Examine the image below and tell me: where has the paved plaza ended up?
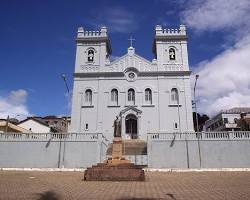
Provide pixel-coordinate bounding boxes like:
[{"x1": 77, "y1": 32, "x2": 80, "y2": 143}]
[{"x1": 0, "y1": 171, "x2": 250, "y2": 200}]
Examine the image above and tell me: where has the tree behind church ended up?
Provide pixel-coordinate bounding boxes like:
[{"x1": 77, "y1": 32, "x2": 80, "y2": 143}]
[{"x1": 193, "y1": 112, "x2": 209, "y2": 132}]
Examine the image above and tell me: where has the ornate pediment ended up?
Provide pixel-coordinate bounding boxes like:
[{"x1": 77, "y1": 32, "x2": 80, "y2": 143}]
[
  {"x1": 119, "y1": 106, "x2": 142, "y2": 117},
  {"x1": 106, "y1": 48, "x2": 155, "y2": 72}
]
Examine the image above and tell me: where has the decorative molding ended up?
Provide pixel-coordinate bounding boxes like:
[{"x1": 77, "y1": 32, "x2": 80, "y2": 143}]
[
  {"x1": 80, "y1": 65, "x2": 99, "y2": 72},
  {"x1": 155, "y1": 35, "x2": 188, "y2": 41},
  {"x1": 120, "y1": 106, "x2": 142, "y2": 115},
  {"x1": 124, "y1": 105, "x2": 138, "y2": 108},
  {"x1": 74, "y1": 71, "x2": 191, "y2": 78},
  {"x1": 125, "y1": 70, "x2": 137, "y2": 82},
  {"x1": 108, "y1": 53, "x2": 153, "y2": 72},
  {"x1": 84, "y1": 47, "x2": 97, "y2": 53},
  {"x1": 163, "y1": 64, "x2": 184, "y2": 71},
  {"x1": 139, "y1": 71, "x2": 191, "y2": 76}
]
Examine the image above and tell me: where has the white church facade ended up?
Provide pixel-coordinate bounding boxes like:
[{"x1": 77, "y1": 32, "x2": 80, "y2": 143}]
[{"x1": 70, "y1": 25, "x2": 194, "y2": 141}]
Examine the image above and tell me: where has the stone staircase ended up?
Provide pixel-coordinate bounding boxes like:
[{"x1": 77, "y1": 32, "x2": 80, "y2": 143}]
[
  {"x1": 106, "y1": 139, "x2": 147, "y2": 155},
  {"x1": 84, "y1": 138, "x2": 146, "y2": 181}
]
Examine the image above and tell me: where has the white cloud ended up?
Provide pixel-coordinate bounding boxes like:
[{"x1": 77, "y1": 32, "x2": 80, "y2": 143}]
[
  {"x1": 181, "y1": 0, "x2": 250, "y2": 116},
  {"x1": 0, "y1": 89, "x2": 31, "y2": 119},
  {"x1": 93, "y1": 7, "x2": 139, "y2": 33},
  {"x1": 181, "y1": 0, "x2": 250, "y2": 33},
  {"x1": 193, "y1": 35, "x2": 250, "y2": 116}
]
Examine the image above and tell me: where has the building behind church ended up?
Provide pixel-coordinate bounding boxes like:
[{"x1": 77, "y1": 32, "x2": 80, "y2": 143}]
[
  {"x1": 70, "y1": 25, "x2": 194, "y2": 141},
  {"x1": 205, "y1": 107, "x2": 250, "y2": 131}
]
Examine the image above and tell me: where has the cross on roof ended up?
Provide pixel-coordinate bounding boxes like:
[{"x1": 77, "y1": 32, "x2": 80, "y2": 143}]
[{"x1": 128, "y1": 36, "x2": 135, "y2": 47}]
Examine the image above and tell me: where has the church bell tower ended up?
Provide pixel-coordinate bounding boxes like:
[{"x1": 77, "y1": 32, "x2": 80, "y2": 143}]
[
  {"x1": 74, "y1": 26, "x2": 112, "y2": 73},
  {"x1": 152, "y1": 25, "x2": 189, "y2": 72}
]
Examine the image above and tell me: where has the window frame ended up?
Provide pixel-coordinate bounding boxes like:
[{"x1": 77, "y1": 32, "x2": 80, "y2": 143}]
[
  {"x1": 110, "y1": 88, "x2": 118, "y2": 105},
  {"x1": 174, "y1": 122, "x2": 178, "y2": 129},
  {"x1": 85, "y1": 89, "x2": 92, "y2": 105},
  {"x1": 127, "y1": 88, "x2": 135, "y2": 105},
  {"x1": 145, "y1": 88, "x2": 152, "y2": 105},
  {"x1": 171, "y1": 88, "x2": 179, "y2": 104},
  {"x1": 87, "y1": 49, "x2": 95, "y2": 62},
  {"x1": 169, "y1": 48, "x2": 176, "y2": 60},
  {"x1": 85, "y1": 123, "x2": 89, "y2": 131}
]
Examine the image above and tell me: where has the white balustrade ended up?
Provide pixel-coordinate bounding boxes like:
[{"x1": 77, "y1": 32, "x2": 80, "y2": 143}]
[
  {"x1": 147, "y1": 131, "x2": 250, "y2": 141},
  {"x1": 0, "y1": 132, "x2": 108, "y2": 142}
]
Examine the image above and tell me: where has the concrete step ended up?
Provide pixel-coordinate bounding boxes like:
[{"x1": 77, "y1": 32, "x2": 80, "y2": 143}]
[{"x1": 84, "y1": 163, "x2": 145, "y2": 181}]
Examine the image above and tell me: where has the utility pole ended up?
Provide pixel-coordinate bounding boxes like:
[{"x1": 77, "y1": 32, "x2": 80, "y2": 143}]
[
  {"x1": 194, "y1": 74, "x2": 201, "y2": 168},
  {"x1": 194, "y1": 74, "x2": 199, "y2": 132},
  {"x1": 61, "y1": 74, "x2": 70, "y2": 168}
]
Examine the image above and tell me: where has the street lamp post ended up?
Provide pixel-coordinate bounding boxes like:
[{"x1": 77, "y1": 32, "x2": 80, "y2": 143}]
[
  {"x1": 61, "y1": 74, "x2": 70, "y2": 168},
  {"x1": 61, "y1": 74, "x2": 70, "y2": 94},
  {"x1": 194, "y1": 74, "x2": 199, "y2": 132},
  {"x1": 61, "y1": 74, "x2": 70, "y2": 133},
  {"x1": 193, "y1": 74, "x2": 202, "y2": 168}
]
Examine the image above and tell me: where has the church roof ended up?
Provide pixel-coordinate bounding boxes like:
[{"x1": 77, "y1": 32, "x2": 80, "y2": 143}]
[
  {"x1": 0, "y1": 120, "x2": 32, "y2": 133},
  {"x1": 222, "y1": 107, "x2": 250, "y2": 114},
  {"x1": 18, "y1": 117, "x2": 59, "y2": 132}
]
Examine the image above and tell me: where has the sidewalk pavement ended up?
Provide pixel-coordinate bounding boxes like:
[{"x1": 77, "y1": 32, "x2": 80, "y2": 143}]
[{"x1": 0, "y1": 171, "x2": 250, "y2": 200}]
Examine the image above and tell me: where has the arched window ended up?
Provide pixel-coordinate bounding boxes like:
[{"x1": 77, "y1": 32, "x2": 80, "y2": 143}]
[
  {"x1": 111, "y1": 89, "x2": 118, "y2": 105},
  {"x1": 169, "y1": 48, "x2": 176, "y2": 60},
  {"x1": 87, "y1": 49, "x2": 94, "y2": 62},
  {"x1": 171, "y1": 88, "x2": 179, "y2": 103},
  {"x1": 85, "y1": 89, "x2": 92, "y2": 105},
  {"x1": 145, "y1": 88, "x2": 152, "y2": 104},
  {"x1": 128, "y1": 88, "x2": 135, "y2": 105}
]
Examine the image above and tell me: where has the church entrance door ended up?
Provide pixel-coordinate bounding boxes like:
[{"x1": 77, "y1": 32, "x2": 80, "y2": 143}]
[{"x1": 125, "y1": 114, "x2": 137, "y2": 139}]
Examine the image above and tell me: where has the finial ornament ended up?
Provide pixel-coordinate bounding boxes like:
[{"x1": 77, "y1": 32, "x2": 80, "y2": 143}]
[{"x1": 128, "y1": 36, "x2": 135, "y2": 47}]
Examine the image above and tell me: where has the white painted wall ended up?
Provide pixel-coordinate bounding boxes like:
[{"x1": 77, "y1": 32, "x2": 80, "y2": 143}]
[{"x1": 19, "y1": 120, "x2": 50, "y2": 133}]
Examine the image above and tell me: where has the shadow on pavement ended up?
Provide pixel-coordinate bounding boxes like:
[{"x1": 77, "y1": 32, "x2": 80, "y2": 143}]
[
  {"x1": 36, "y1": 191, "x2": 61, "y2": 200},
  {"x1": 166, "y1": 193, "x2": 176, "y2": 200}
]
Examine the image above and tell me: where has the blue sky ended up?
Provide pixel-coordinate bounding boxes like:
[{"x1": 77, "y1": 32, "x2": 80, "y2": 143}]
[{"x1": 1, "y1": 0, "x2": 250, "y2": 119}]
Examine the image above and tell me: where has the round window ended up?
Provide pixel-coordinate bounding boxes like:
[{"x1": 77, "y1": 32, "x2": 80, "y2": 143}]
[
  {"x1": 128, "y1": 72, "x2": 135, "y2": 79},
  {"x1": 125, "y1": 71, "x2": 137, "y2": 82}
]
